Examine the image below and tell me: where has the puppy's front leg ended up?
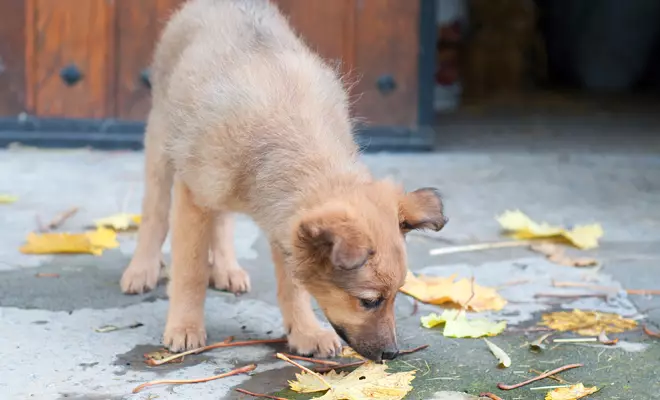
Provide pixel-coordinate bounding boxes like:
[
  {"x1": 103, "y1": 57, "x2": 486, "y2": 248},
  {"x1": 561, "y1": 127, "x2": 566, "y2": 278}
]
[
  {"x1": 164, "y1": 179, "x2": 212, "y2": 352},
  {"x1": 271, "y1": 244, "x2": 342, "y2": 358}
]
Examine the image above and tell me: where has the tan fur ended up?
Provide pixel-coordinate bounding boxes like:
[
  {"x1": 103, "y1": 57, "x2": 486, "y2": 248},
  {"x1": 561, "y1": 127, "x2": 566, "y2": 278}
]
[{"x1": 120, "y1": 0, "x2": 446, "y2": 361}]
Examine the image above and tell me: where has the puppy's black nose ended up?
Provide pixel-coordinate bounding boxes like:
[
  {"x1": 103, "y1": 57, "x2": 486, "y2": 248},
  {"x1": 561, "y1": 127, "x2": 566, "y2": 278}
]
[{"x1": 381, "y1": 349, "x2": 399, "y2": 360}]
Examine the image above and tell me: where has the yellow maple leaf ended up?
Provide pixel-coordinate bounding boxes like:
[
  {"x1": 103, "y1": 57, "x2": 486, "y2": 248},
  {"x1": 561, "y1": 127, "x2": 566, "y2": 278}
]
[
  {"x1": 545, "y1": 383, "x2": 599, "y2": 400},
  {"x1": 421, "y1": 310, "x2": 506, "y2": 338},
  {"x1": 340, "y1": 346, "x2": 365, "y2": 360},
  {"x1": 20, "y1": 228, "x2": 119, "y2": 256},
  {"x1": 94, "y1": 213, "x2": 141, "y2": 231},
  {"x1": 496, "y1": 210, "x2": 603, "y2": 249},
  {"x1": 400, "y1": 270, "x2": 507, "y2": 312},
  {"x1": 289, "y1": 362, "x2": 415, "y2": 400},
  {"x1": 0, "y1": 194, "x2": 18, "y2": 204},
  {"x1": 540, "y1": 309, "x2": 637, "y2": 336}
]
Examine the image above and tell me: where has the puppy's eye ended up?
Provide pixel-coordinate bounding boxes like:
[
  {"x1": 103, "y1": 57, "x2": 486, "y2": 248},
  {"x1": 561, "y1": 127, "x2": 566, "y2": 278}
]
[{"x1": 359, "y1": 297, "x2": 384, "y2": 310}]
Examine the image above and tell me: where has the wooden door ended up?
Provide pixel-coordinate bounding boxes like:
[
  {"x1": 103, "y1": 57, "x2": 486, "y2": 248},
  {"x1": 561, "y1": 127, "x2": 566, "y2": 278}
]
[{"x1": 0, "y1": 0, "x2": 422, "y2": 128}]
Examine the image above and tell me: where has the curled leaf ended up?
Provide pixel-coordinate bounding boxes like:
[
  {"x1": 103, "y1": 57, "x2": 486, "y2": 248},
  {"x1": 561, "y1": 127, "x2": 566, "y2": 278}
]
[
  {"x1": 497, "y1": 210, "x2": 603, "y2": 249},
  {"x1": 545, "y1": 383, "x2": 599, "y2": 400},
  {"x1": 483, "y1": 338, "x2": 511, "y2": 368},
  {"x1": 529, "y1": 333, "x2": 552, "y2": 351},
  {"x1": 94, "y1": 213, "x2": 141, "y2": 231},
  {"x1": 422, "y1": 310, "x2": 506, "y2": 338}
]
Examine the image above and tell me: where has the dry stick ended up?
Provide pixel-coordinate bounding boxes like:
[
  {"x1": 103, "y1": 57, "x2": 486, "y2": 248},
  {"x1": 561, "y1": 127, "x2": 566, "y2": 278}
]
[
  {"x1": 497, "y1": 363, "x2": 583, "y2": 390},
  {"x1": 277, "y1": 353, "x2": 332, "y2": 389},
  {"x1": 411, "y1": 299, "x2": 419, "y2": 316},
  {"x1": 47, "y1": 207, "x2": 79, "y2": 230},
  {"x1": 643, "y1": 325, "x2": 660, "y2": 338},
  {"x1": 534, "y1": 293, "x2": 608, "y2": 300},
  {"x1": 235, "y1": 388, "x2": 287, "y2": 400},
  {"x1": 463, "y1": 276, "x2": 476, "y2": 311},
  {"x1": 313, "y1": 344, "x2": 430, "y2": 373},
  {"x1": 479, "y1": 393, "x2": 504, "y2": 400},
  {"x1": 429, "y1": 240, "x2": 531, "y2": 256},
  {"x1": 530, "y1": 369, "x2": 567, "y2": 384},
  {"x1": 132, "y1": 364, "x2": 256, "y2": 393},
  {"x1": 274, "y1": 353, "x2": 340, "y2": 366},
  {"x1": 146, "y1": 338, "x2": 286, "y2": 366},
  {"x1": 553, "y1": 281, "x2": 660, "y2": 296}
]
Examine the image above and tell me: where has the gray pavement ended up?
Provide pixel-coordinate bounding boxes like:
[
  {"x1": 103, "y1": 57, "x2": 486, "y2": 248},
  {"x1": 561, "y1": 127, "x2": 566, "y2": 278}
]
[{"x1": 1, "y1": 128, "x2": 659, "y2": 399}]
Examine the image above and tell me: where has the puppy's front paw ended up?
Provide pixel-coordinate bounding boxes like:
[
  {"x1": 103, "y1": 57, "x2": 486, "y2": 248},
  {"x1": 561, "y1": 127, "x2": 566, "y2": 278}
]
[
  {"x1": 163, "y1": 324, "x2": 207, "y2": 352},
  {"x1": 287, "y1": 328, "x2": 342, "y2": 358},
  {"x1": 210, "y1": 266, "x2": 251, "y2": 294},
  {"x1": 120, "y1": 257, "x2": 161, "y2": 294}
]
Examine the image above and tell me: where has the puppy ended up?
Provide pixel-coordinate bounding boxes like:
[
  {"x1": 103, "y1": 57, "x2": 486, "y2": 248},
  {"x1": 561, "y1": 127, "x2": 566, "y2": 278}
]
[{"x1": 120, "y1": 0, "x2": 446, "y2": 362}]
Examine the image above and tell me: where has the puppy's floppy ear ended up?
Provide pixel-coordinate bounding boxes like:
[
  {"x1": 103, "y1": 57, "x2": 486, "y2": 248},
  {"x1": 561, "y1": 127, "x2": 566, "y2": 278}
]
[
  {"x1": 296, "y1": 204, "x2": 373, "y2": 270},
  {"x1": 399, "y1": 187, "x2": 447, "y2": 232}
]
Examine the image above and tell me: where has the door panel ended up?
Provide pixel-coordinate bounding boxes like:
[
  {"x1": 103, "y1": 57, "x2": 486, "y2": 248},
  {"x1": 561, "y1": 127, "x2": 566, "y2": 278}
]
[
  {"x1": 115, "y1": 0, "x2": 184, "y2": 120},
  {"x1": 273, "y1": 0, "x2": 356, "y2": 76},
  {"x1": 353, "y1": 0, "x2": 420, "y2": 127},
  {"x1": 0, "y1": 0, "x2": 26, "y2": 115},
  {"x1": 30, "y1": 0, "x2": 115, "y2": 118}
]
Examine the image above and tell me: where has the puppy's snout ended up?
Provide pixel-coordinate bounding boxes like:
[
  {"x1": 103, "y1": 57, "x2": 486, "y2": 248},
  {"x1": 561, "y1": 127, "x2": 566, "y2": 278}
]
[{"x1": 381, "y1": 348, "x2": 399, "y2": 361}]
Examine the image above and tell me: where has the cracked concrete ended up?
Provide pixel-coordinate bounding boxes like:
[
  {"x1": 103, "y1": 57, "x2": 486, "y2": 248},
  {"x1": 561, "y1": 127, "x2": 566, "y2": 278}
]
[{"x1": 1, "y1": 125, "x2": 659, "y2": 399}]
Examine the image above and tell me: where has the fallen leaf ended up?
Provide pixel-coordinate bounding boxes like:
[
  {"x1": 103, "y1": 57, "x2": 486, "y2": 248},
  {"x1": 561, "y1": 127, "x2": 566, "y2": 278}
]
[
  {"x1": 597, "y1": 331, "x2": 619, "y2": 345},
  {"x1": 94, "y1": 322, "x2": 144, "y2": 333},
  {"x1": 497, "y1": 210, "x2": 603, "y2": 249},
  {"x1": 545, "y1": 383, "x2": 599, "y2": 400},
  {"x1": 529, "y1": 333, "x2": 552, "y2": 351},
  {"x1": 288, "y1": 361, "x2": 415, "y2": 400},
  {"x1": 20, "y1": 228, "x2": 119, "y2": 256},
  {"x1": 144, "y1": 348, "x2": 184, "y2": 364},
  {"x1": 530, "y1": 243, "x2": 598, "y2": 267},
  {"x1": 340, "y1": 347, "x2": 365, "y2": 360},
  {"x1": 483, "y1": 338, "x2": 511, "y2": 368},
  {"x1": 94, "y1": 213, "x2": 141, "y2": 231},
  {"x1": 400, "y1": 271, "x2": 507, "y2": 312},
  {"x1": 0, "y1": 194, "x2": 18, "y2": 204},
  {"x1": 421, "y1": 310, "x2": 506, "y2": 338},
  {"x1": 540, "y1": 309, "x2": 637, "y2": 336}
]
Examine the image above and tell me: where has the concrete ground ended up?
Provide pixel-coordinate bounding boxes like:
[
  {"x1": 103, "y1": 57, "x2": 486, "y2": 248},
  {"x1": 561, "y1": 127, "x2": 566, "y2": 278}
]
[{"x1": 1, "y1": 120, "x2": 660, "y2": 399}]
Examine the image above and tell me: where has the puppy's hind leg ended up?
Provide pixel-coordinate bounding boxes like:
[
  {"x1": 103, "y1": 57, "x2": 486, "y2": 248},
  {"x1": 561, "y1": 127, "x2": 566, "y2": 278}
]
[
  {"x1": 209, "y1": 212, "x2": 251, "y2": 294},
  {"x1": 164, "y1": 179, "x2": 212, "y2": 351},
  {"x1": 121, "y1": 115, "x2": 173, "y2": 294}
]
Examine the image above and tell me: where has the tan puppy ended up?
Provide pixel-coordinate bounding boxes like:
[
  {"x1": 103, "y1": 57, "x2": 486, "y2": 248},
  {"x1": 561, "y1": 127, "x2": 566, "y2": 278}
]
[{"x1": 120, "y1": 0, "x2": 446, "y2": 362}]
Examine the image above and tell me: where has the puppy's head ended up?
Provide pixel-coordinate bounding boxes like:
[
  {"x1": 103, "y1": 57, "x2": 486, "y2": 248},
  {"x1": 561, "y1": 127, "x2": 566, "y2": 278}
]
[{"x1": 292, "y1": 182, "x2": 447, "y2": 361}]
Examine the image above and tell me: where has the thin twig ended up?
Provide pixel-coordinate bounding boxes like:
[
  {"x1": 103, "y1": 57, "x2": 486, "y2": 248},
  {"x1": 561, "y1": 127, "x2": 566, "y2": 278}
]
[
  {"x1": 497, "y1": 363, "x2": 583, "y2": 390},
  {"x1": 553, "y1": 338, "x2": 598, "y2": 343},
  {"x1": 235, "y1": 388, "x2": 287, "y2": 400},
  {"x1": 530, "y1": 369, "x2": 568, "y2": 384},
  {"x1": 496, "y1": 279, "x2": 531, "y2": 289},
  {"x1": 313, "y1": 344, "x2": 430, "y2": 373},
  {"x1": 429, "y1": 240, "x2": 531, "y2": 256},
  {"x1": 46, "y1": 207, "x2": 79, "y2": 230},
  {"x1": 534, "y1": 293, "x2": 608, "y2": 300},
  {"x1": 479, "y1": 393, "x2": 504, "y2": 400},
  {"x1": 314, "y1": 360, "x2": 366, "y2": 373},
  {"x1": 462, "y1": 276, "x2": 476, "y2": 311},
  {"x1": 552, "y1": 281, "x2": 660, "y2": 296},
  {"x1": 146, "y1": 337, "x2": 286, "y2": 366},
  {"x1": 274, "y1": 353, "x2": 339, "y2": 366},
  {"x1": 411, "y1": 299, "x2": 419, "y2": 316},
  {"x1": 529, "y1": 384, "x2": 572, "y2": 391},
  {"x1": 276, "y1": 353, "x2": 332, "y2": 389},
  {"x1": 643, "y1": 325, "x2": 660, "y2": 338},
  {"x1": 132, "y1": 364, "x2": 256, "y2": 393}
]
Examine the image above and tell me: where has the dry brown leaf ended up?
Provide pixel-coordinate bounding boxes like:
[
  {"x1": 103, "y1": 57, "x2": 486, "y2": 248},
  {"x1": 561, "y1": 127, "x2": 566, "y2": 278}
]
[
  {"x1": 545, "y1": 383, "x2": 599, "y2": 399},
  {"x1": 540, "y1": 309, "x2": 637, "y2": 336},
  {"x1": 530, "y1": 243, "x2": 598, "y2": 267},
  {"x1": 400, "y1": 271, "x2": 507, "y2": 312},
  {"x1": 288, "y1": 361, "x2": 415, "y2": 400}
]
